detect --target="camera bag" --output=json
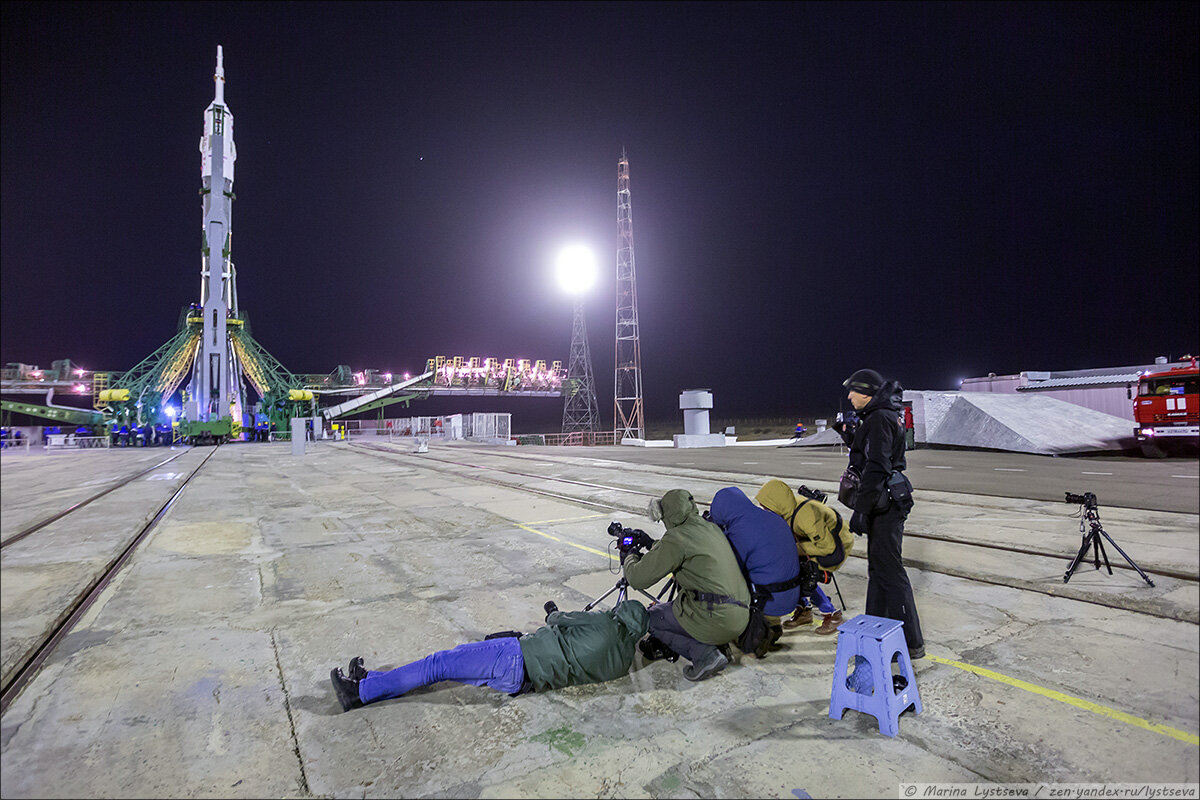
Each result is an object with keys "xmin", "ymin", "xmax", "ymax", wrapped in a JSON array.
[
  {"xmin": 735, "ymin": 593, "xmax": 771, "ymax": 656},
  {"xmin": 885, "ymin": 470, "xmax": 914, "ymax": 511},
  {"xmin": 837, "ymin": 467, "xmax": 860, "ymax": 507}
]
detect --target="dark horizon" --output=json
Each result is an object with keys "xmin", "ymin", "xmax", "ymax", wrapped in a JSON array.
[{"xmin": 3, "ymin": 2, "xmax": 1197, "ymax": 430}]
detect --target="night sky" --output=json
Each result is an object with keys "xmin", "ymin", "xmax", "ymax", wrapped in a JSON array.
[{"xmin": 3, "ymin": 2, "xmax": 1197, "ymax": 430}]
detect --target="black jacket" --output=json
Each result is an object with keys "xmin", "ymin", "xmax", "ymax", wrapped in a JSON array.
[{"xmin": 847, "ymin": 380, "xmax": 908, "ymax": 516}]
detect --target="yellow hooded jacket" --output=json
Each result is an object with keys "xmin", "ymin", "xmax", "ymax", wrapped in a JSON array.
[{"xmin": 755, "ymin": 480, "xmax": 854, "ymax": 570}]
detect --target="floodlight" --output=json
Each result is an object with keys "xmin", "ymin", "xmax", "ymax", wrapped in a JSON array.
[{"xmin": 556, "ymin": 244, "xmax": 597, "ymax": 295}]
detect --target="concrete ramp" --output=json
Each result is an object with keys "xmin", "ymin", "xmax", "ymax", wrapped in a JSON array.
[
  {"xmin": 780, "ymin": 428, "xmax": 845, "ymax": 447},
  {"xmin": 910, "ymin": 391, "xmax": 1134, "ymax": 455}
]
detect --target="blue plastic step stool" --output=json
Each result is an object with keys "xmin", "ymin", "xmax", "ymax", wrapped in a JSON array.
[{"xmin": 829, "ymin": 614, "xmax": 922, "ymax": 737}]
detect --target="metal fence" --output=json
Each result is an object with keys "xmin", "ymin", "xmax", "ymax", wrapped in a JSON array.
[
  {"xmin": 46, "ymin": 435, "xmax": 111, "ymax": 451},
  {"xmin": 518, "ymin": 430, "xmax": 621, "ymax": 446}
]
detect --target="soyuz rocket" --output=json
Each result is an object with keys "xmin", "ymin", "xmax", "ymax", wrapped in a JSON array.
[{"xmin": 188, "ymin": 45, "xmax": 244, "ymax": 423}]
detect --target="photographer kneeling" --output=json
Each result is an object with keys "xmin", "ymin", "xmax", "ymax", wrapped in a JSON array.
[
  {"xmin": 708, "ymin": 486, "xmax": 806, "ymax": 656},
  {"xmin": 623, "ymin": 489, "xmax": 750, "ymax": 681}
]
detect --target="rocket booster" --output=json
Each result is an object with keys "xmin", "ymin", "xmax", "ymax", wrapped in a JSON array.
[{"xmin": 194, "ymin": 45, "xmax": 239, "ymax": 421}]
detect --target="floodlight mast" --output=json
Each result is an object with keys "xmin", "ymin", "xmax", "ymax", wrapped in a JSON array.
[
  {"xmin": 561, "ymin": 247, "xmax": 601, "ymax": 434},
  {"xmin": 614, "ymin": 149, "xmax": 645, "ymax": 441}
]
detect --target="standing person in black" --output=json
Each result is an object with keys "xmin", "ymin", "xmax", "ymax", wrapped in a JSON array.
[{"xmin": 839, "ymin": 368, "xmax": 925, "ymax": 660}]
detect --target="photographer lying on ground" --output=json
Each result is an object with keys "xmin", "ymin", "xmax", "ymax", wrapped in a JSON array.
[
  {"xmin": 622, "ymin": 489, "xmax": 749, "ymax": 682},
  {"xmin": 329, "ymin": 599, "xmax": 649, "ymax": 712},
  {"xmin": 755, "ymin": 479, "xmax": 855, "ymax": 634}
]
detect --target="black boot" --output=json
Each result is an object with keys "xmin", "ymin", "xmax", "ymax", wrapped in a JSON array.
[
  {"xmin": 639, "ymin": 636, "xmax": 679, "ymax": 663},
  {"xmin": 347, "ymin": 656, "xmax": 367, "ymax": 682},
  {"xmin": 330, "ymin": 667, "xmax": 364, "ymax": 712}
]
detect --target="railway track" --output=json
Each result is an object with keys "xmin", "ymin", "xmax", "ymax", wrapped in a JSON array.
[
  {"xmin": 0, "ymin": 450, "xmax": 192, "ymax": 550},
  {"xmin": 347, "ymin": 441, "xmax": 1198, "ymax": 624},
  {"xmin": 350, "ymin": 441, "xmax": 1197, "ymax": 583},
  {"xmin": 0, "ymin": 446, "xmax": 218, "ymax": 715}
]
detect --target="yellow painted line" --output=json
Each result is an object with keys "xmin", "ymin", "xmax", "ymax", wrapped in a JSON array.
[
  {"xmin": 927, "ymin": 654, "xmax": 1199, "ymax": 746},
  {"xmin": 521, "ymin": 513, "xmax": 608, "ymax": 526},
  {"xmin": 514, "ymin": 522, "xmax": 618, "ymax": 561}
]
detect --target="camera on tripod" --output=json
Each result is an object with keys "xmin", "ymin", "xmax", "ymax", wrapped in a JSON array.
[
  {"xmin": 1065, "ymin": 491, "xmax": 1098, "ymax": 510},
  {"xmin": 585, "ymin": 522, "xmax": 672, "ymax": 612},
  {"xmin": 608, "ymin": 521, "xmax": 654, "ymax": 555},
  {"xmin": 1061, "ymin": 489, "xmax": 1154, "ymax": 587}
]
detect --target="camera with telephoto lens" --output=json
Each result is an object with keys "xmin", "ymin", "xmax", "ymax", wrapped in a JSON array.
[
  {"xmin": 1065, "ymin": 491, "xmax": 1098, "ymax": 510},
  {"xmin": 796, "ymin": 484, "xmax": 827, "ymax": 504}
]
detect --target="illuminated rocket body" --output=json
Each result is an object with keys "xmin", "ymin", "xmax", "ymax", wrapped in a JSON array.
[{"xmin": 191, "ymin": 45, "xmax": 242, "ymax": 422}]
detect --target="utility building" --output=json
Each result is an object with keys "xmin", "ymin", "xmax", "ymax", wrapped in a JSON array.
[{"xmin": 961, "ymin": 356, "xmax": 1194, "ymax": 421}]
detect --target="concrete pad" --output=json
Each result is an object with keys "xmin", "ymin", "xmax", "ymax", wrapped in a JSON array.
[
  {"xmin": 1, "ymin": 441, "xmax": 1197, "ymax": 798},
  {"xmin": 672, "ymin": 434, "xmax": 726, "ymax": 448}
]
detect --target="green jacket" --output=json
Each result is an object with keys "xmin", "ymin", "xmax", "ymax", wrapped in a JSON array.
[
  {"xmin": 756, "ymin": 479, "xmax": 854, "ymax": 570},
  {"xmin": 518, "ymin": 600, "xmax": 649, "ymax": 692},
  {"xmin": 623, "ymin": 489, "xmax": 749, "ymax": 644}
]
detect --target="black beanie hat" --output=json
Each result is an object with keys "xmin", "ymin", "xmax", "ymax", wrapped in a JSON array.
[{"xmin": 843, "ymin": 368, "xmax": 884, "ymax": 395}]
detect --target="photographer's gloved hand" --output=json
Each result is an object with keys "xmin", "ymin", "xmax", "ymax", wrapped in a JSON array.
[
  {"xmin": 633, "ymin": 530, "xmax": 657, "ymax": 551},
  {"xmin": 849, "ymin": 510, "xmax": 868, "ymax": 536}
]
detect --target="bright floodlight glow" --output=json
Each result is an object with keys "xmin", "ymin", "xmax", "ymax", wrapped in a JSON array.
[
  {"xmin": 165, "ymin": 405, "xmax": 178, "ymax": 419},
  {"xmin": 555, "ymin": 244, "xmax": 597, "ymax": 295}
]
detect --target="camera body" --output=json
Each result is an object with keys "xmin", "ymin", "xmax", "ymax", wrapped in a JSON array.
[
  {"xmin": 796, "ymin": 484, "xmax": 827, "ymax": 504},
  {"xmin": 1065, "ymin": 491, "xmax": 1098, "ymax": 510},
  {"xmin": 608, "ymin": 520, "xmax": 653, "ymax": 554},
  {"xmin": 799, "ymin": 559, "xmax": 833, "ymax": 595}
]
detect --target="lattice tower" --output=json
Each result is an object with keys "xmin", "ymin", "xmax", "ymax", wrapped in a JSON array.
[
  {"xmin": 614, "ymin": 149, "xmax": 645, "ymax": 440},
  {"xmin": 562, "ymin": 298, "xmax": 600, "ymax": 433}
]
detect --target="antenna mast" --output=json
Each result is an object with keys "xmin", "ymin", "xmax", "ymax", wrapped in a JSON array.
[{"xmin": 614, "ymin": 149, "xmax": 645, "ymax": 440}]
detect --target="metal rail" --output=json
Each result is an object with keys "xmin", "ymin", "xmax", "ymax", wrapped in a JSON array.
[
  {"xmin": 0, "ymin": 447, "xmax": 218, "ymax": 716},
  {"xmin": 348, "ymin": 442, "xmax": 1198, "ymax": 584},
  {"xmin": 1, "ymin": 450, "xmax": 191, "ymax": 550}
]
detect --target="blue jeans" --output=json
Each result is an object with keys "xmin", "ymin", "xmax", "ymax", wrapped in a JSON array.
[
  {"xmin": 358, "ymin": 637, "xmax": 526, "ymax": 704},
  {"xmin": 803, "ymin": 586, "xmax": 835, "ymax": 614}
]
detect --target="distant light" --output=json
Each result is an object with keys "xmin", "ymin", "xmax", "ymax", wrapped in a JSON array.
[
  {"xmin": 165, "ymin": 406, "xmax": 178, "ymax": 419},
  {"xmin": 75, "ymin": 369, "xmax": 86, "ymax": 377},
  {"xmin": 384, "ymin": 372, "xmax": 392, "ymax": 382},
  {"xmin": 74, "ymin": 383, "xmax": 87, "ymax": 393},
  {"xmin": 404, "ymin": 372, "xmax": 410, "ymax": 380},
  {"xmin": 556, "ymin": 244, "xmax": 597, "ymax": 295}
]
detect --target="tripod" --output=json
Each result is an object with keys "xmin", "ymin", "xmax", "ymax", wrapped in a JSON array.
[
  {"xmin": 1063, "ymin": 494, "xmax": 1155, "ymax": 587},
  {"xmin": 585, "ymin": 575, "xmax": 677, "ymax": 611}
]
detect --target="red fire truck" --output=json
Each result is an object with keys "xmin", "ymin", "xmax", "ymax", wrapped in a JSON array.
[{"xmin": 1134, "ymin": 357, "xmax": 1199, "ymax": 457}]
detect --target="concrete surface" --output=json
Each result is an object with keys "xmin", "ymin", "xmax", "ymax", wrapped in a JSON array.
[{"xmin": 1, "ymin": 441, "xmax": 1197, "ymax": 798}]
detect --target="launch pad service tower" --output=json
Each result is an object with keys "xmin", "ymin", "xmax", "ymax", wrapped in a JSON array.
[{"xmin": 187, "ymin": 45, "xmax": 244, "ymax": 428}]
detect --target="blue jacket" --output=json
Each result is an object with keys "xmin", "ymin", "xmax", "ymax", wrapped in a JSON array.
[{"xmin": 709, "ymin": 486, "xmax": 803, "ymax": 616}]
